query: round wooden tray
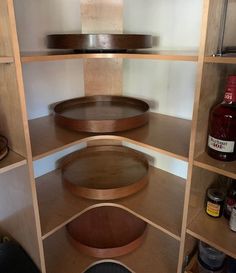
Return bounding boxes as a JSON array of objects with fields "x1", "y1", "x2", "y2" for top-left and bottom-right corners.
[
  {"x1": 47, "y1": 34, "x2": 152, "y2": 51},
  {"x1": 53, "y1": 95, "x2": 149, "y2": 133},
  {"x1": 67, "y1": 206, "x2": 147, "y2": 258},
  {"x1": 85, "y1": 262, "x2": 131, "y2": 273},
  {"x1": 61, "y1": 145, "x2": 149, "y2": 200},
  {"x1": 0, "y1": 135, "x2": 9, "y2": 161}
]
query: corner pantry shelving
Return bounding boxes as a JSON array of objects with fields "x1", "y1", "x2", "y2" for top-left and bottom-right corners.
[{"x1": 0, "y1": 1, "x2": 236, "y2": 273}]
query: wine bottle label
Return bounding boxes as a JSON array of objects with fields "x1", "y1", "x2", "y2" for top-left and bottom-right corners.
[
  {"x1": 206, "y1": 201, "x2": 220, "y2": 217},
  {"x1": 208, "y1": 136, "x2": 235, "y2": 153}
]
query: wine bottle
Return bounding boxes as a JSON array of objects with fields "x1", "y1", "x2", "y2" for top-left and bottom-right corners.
[{"x1": 207, "y1": 75, "x2": 236, "y2": 161}]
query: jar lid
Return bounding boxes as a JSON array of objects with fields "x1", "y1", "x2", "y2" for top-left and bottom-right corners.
[{"x1": 207, "y1": 188, "x2": 225, "y2": 202}]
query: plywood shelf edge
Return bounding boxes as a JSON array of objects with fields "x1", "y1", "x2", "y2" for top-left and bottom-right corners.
[
  {"x1": 0, "y1": 151, "x2": 26, "y2": 174},
  {"x1": 194, "y1": 152, "x2": 236, "y2": 179},
  {"x1": 204, "y1": 56, "x2": 236, "y2": 64},
  {"x1": 21, "y1": 51, "x2": 198, "y2": 63},
  {"x1": 0, "y1": 56, "x2": 14, "y2": 63}
]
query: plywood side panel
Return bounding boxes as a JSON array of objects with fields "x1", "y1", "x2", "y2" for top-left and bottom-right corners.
[
  {"x1": 223, "y1": 0, "x2": 236, "y2": 48},
  {"x1": 81, "y1": 0, "x2": 123, "y2": 96},
  {"x1": 204, "y1": 0, "x2": 225, "y2": 55},
  {"x1": 0, "y1": 64, "x2": 27, "y2": 156},
  {"x1": 0, "y1": 165, "x2": 41, "y2": 268},
  {"x1": 0, "y1": 0, "x2": 12, "y2": 56}
]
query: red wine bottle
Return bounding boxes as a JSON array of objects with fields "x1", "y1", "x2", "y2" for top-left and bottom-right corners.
[{"x1": 207, "y1": 75, "x2": 236, "y2": 161}]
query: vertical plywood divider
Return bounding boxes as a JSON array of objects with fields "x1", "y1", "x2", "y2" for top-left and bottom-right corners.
[
  {"x1": 0, "y1": 0, "x2": 12, "y2": 56},
  {"x1": 81, "y1": 0, "x2": 123, "y2": 96},
  {"x1": 224, "y1": 1, "x2": 236, "y2": 47}
]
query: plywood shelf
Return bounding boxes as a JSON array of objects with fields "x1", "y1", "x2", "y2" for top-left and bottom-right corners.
[
  {"x1": 44, "y1": 225, "x2": 179, "y2": 273},
  {"x1": 21, "y1": 51, "x2": 198, "y2": 63},
  {"x1": 36, "y1": 166, "x2": 185, "y2": 240},
  {"x1": 29, "y1": 113, "x2": 191, "y2": 161},
  {"x1": 0, "y1": 150, "x2": 26, "y2": 174},
  {"x1": 194, "y1": 152, "x2": 236, "y2": 179},
  {"x1": 204, "y1": 56, "x2": 236, "y2": 64},
  {"x1": 0, "y1": 56, "x2": 14, "y2": 63},
  {"x1": 187, "y1": 210, "x2": 236, "y2": 259}
]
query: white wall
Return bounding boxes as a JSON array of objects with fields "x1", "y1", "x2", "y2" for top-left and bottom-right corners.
[
  {"x1": 124, "y1": 0, "x2": 202, "y2": 50},
  {"x1": 123, "y1": 60, "x2": 197, "y2": 119},
  {"x1": 14, "y1": 0, "x2": 203, "y2": 179}
]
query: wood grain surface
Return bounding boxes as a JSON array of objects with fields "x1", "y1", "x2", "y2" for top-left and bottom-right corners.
[
  {"x1": 67, "y1": 206, "x2": 147, "y2": 258},
  {"x1": 61, "y1": 145, "x2": 149, "y2": 200}
]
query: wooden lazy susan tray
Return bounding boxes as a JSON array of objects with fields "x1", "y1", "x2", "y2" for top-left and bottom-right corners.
[
  {"x1": 61, "y1": 145, "x2": 149, "y2": 200},
  {"x1": 47, "y1": 34, "x2": 152, "y2": 52},
  {"x1": 0, "y1": 135, "x2": 9, "y2": 161},
  {"x1": 66, "y1": 206, "x2": 147, "y2": 258},
  {"x1": 84, "y1": 262, "x2": 131, "y2": 273},
  {"x1": 53, "y1": 95, "x2": 149, "y2": 133}
]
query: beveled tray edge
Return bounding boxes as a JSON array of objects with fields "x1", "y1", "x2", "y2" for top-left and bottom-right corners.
[
  {"x1": 53, "y1": 95, "x2": 150, "y2": 133},
  {"x1": 61, "y1": 145, "x2": 150, "y2": 200}
]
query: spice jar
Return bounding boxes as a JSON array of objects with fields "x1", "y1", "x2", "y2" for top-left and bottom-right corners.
[{"x1": 206, "y1": 188, "x2": 225, "y2": 218}]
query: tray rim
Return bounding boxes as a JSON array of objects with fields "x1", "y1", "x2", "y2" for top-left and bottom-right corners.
[
  {"x1": 53, "y1": 95, "x2": 150, "y2": 133},
  {"x1": 61, "y1": 145, "x2": 149, "y2": 200},
  {"x1": 66, "y1": 206, "x2": 148, "y2": 258},
  {"x1": 47, "y1": 33, "x2": 153, "y2": 50}
]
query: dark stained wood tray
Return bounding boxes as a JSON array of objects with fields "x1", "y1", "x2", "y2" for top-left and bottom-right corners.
[
  {"x1": 66, "y1": 206, "x2": 147, "y2": 258},
  {"x1": 47, "y1": 34, "x2": 152, "y2": 51},
  {"x1": 53, "y1": 95, "x2": 149, "y2": 133},
  {"x1": 0, "y1": 135, "x2": 9, "y2": 161},
  {"x1": 85, "y1": 262, "x2": 131, "y2": 273},
  {"x1": 61, "y1": 145, "x2": 149, "y2": 200}
]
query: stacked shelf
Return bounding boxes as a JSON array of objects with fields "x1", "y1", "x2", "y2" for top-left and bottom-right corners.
[
  {"x1": 187, "y1": 210, "x2": 236, "y2": 259},
  {"x1": 36, "y1": 166, "x2": 185, "y2": 240},
  {"x1": 194, "y1": 152, "x2": 236, "y2": 179},
  {"x1": 29, "y1": 113, "x2": 191, "y2": 161},
  {"x1": 0, "y1": 151, "x2": 26, "y2": 174},
  {"x1": 44, "y1": 225, "x2": 179, "y2": 273},
  {"x1": 204, "y1": 56, "x2": 236, "y2": 64}
]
